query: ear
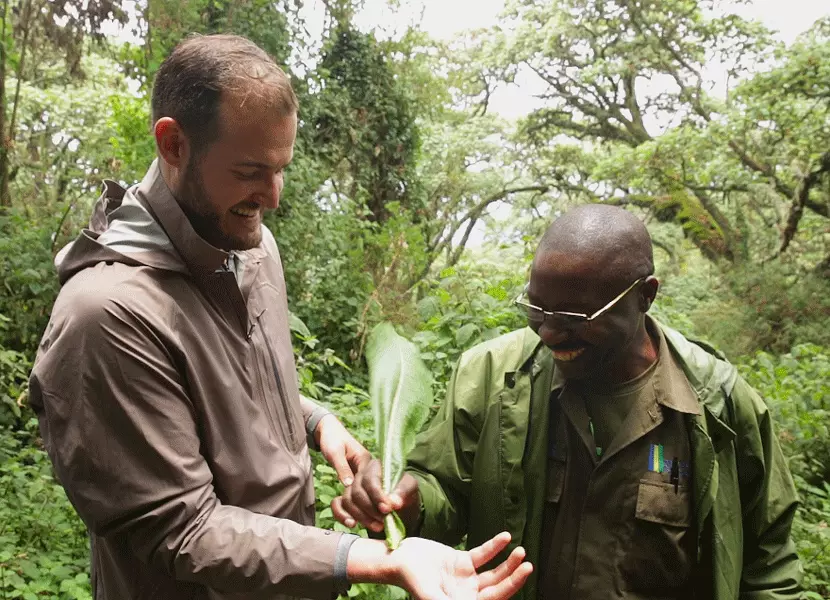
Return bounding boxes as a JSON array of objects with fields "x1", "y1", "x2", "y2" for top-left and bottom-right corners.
[
  {"x1": 641, "y1": 276, "x2": 660, "y2": 312},
  {"x1": 154, "y1": 117, "x2": 190, "y2": 170}
]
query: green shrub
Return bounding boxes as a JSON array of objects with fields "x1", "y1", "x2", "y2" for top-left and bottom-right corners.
[
  {"x1": 0, "y1": 212, "x2": 60, "y2": 355},
  {"x1": 740, "y1": 344, "x2": 830, "y2": 598},
  {"x1": 0, "y1": 420, "x2": 92, "y2": 600},
  {"x1": 411, "y1": 262, "x2": 526, "y2": 403}
]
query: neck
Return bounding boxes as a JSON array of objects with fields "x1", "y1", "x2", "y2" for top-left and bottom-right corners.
[{"x1": 604, "y1": 319, "x2": 658, "y2": 384}]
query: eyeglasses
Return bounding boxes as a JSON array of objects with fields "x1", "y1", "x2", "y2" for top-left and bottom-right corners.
[{"x1": 513, "y1": 277, "x2": 647, "y2": 328}]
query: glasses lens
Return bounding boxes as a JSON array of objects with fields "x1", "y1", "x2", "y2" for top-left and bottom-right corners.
[
  {"x1": 523, "y1": 305, "x2": 545, "y2": 324},
  {"x1": 550, "y1": 312, "x2": 590, "y2": 330}
]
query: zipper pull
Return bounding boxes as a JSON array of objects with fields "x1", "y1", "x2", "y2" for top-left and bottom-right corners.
[{"x1": 247, "y1": 321, "x2": 256, "y2": 340}]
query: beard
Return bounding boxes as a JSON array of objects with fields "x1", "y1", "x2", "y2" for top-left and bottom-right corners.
[{"x1": 177, "y1": 158, "x2": 263, "y2": 251}]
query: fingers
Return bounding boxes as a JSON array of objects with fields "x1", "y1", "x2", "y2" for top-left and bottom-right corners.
[
  {"x1": 390, "y1": 473, "x2": 420, "y2": 511},
  {"x1": 468, "y1": 531, "x2": 512, "y2": 570},
  {"x1": 330, "y1": 495, "x2": 360, "y2": 529},
  {"x1": 477, "y1": 545, "x2": 529, "y2": 588},
  {"x1": 330, "y1": 448, "x2": 358, "y2": 487},
  {"x1": 339, "y1": 459, "x2": 387, "y2": 532},
  {"x1": 478, "y1": 561, "x2": 533, "y2": 600},
  {"x1": 362, "y1": 459, "x2": 393, "y2": 514},
  {"x1": 345, "y1": 438, "x2": 372, "y2": 476}
]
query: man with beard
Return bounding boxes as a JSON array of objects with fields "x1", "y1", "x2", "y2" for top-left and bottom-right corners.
[
  {"x1": 333, "y1": 204, "x2": 803, "y2": 599},
  {"x1": 27, "y1": 34, "x2": 533, "y2": 600}
]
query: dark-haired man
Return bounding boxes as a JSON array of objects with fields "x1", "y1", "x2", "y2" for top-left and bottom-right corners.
[
  {"x1": 335, "y1": 204, "x2": 803, "y2": 599},
  {"x1": 28, "y1": 34, "x2": 531, "y2": 600}
]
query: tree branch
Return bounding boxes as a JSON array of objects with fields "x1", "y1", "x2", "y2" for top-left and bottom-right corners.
[
  {"x1": 410, "y1": 184, "x2": 551, "y2": 288},
  {"x1": 622, "y1": 70, "x2": 649, "y2": 141},
  {"x1": 780, "y1": 151, "x2": 830, "y2": 254}
]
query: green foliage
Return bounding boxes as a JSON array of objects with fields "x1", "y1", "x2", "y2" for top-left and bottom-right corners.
[
  {"x1": 0, "y1": 420, "x2": 92, "y2": 600},
  {"x1": 0, "y1": 340, "x2": 30, "y2": 431},
  {"x1": 412, "y1": 257, "x2": 527, "y2": 402},
  {"x1": 107, "y1": 93, "x2": 157, "y2": 186},
  {"x1": 740, "y1": 345, "x2": 830, "y2": 598},
  {"x1": 311, "y1": 25, "x2": 422, "y2": 223},
  {"x1": 0, "y1": 211, "x2": 60, "y2": 354}
]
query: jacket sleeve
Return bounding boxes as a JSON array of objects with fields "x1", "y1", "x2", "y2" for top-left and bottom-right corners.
[
  {"x1": 28, "y1": 289, "x2": 349, "y2": 599},
  {"x1": 405, "y1": 354, "x2": 485, "y2": 547},
  {"x1": 730, "y1": 376, "x2": 803, "y2": 600},
  {"x1": 300, "y1": 394, "x2": 333, "y2": 451}
]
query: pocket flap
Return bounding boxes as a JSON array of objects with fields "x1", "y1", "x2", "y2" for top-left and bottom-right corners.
[{"x1": 635, "y1": 480, "x2": 691, "y2": 527}]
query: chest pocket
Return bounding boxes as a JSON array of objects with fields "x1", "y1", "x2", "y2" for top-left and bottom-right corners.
[
  {"x1": 621, "y1": 478, "x2": 695, "y2": 595},
  {"x1": 635, "y1": 480, "x2": 691, "y2": 527},
  {"x1": 248, "y1": 281, "x2": 306, "y2": 455}
]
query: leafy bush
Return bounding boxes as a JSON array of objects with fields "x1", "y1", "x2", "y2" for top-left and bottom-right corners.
[
  {"x1": 0, "y1": 212, "x2": 60, "y2": 355},
  {"x1": 411, "y1": 262, "x2": 526, "y2": 403},
  {"x1": 740, "y1": 344, "x2": 830, "y2": 598},
  {"x1": 0, "y1": 338, "x2": 30, "y2": 431},
  {"x1": 0, "y1": 420, "x2": 92, "y2": 600}
]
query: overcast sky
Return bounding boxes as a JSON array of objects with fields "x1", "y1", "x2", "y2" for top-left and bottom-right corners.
[{"x1": 300, "y1": 0, "x2": 829, "y2": 120}]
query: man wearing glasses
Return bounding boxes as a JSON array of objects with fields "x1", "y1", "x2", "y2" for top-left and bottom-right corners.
[{"x1": 334, "y1": 204, "x2": 802, "y2": 599}]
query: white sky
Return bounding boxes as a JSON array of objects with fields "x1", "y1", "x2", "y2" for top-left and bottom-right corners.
[{"x1": 300, "y1": 0, "x2": 829, "y2": 121}]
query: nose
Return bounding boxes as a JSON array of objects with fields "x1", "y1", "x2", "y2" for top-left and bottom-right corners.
[
  {"x1": 537, "y1": 320, "x2": 570, "y2": 347},
  {"x1": 264, "y1": 172, "x2": 283, "y2": 209}
]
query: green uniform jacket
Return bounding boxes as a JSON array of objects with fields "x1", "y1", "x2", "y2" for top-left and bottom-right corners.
[{"x1": 406, "y1": 320, "x2": 802, "y2": 600}]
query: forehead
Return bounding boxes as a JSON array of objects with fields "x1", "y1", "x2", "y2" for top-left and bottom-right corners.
[
  {"x1": 528, "y1": 250, "x2": 623, "y2": 304},
  {"x1": 211, "y1": 94, "x2": 297, "y2": 158}
]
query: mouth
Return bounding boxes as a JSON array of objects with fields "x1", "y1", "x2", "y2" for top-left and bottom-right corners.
[
  {"x1": 552, "y1": 347, "x2": 587, "y2": 362},
  {"x1": 230, "y1": 206, "x2": 260, "y2": 218}
]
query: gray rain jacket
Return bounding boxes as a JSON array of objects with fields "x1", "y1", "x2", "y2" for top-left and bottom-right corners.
[{"x1": 29, "y1": 160, "x2": 354, "y2": 600}]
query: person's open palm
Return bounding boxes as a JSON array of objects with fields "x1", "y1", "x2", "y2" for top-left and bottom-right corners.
[{"x1": 391, "y1": 532, "x2": 532, "y2": 600}]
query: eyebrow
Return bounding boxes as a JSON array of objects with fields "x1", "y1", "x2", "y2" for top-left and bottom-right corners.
[{"x1": 233, "y1": 160, "x2": 292, "y2": 170}]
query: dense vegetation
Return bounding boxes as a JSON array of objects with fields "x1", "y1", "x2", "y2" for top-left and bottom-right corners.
[{"x1": 0, "y1": 0, "x2": 828, "y2": 598}]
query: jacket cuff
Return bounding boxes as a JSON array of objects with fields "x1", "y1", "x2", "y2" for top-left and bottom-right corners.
[
  {"x1": 333, "y1": 533, "x2": 359, "y2": 596},
  {"x1": 306, "y1": 404, "x2": 334, "y2": 451}
]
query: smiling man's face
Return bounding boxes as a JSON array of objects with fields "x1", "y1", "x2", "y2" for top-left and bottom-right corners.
[
  {"x1": 176, "y1": 94, "x2": 297, "y2": 251},
  {"x1": 527, "y1": 251, "x2": 649, "y2": 383}
]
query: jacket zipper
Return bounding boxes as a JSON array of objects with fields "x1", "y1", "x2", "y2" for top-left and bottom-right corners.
[
  {"x1": 229, "y1": 253, "x2": 297, "y2": 448},
  {"x1": 257, "y1": 310, "x2": 298, "y2": 445}
]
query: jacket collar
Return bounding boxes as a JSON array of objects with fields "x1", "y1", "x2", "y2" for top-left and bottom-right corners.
[{"x1": 134, "y1": 159, "x2": 232, "y2": 277}]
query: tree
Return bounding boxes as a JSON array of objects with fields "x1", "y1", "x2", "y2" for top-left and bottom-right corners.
[
  {"x1": 487, "y1": 0, "x2": 829, "y2": 267},
  {"x1": 0, "y1": 0, "x2": 128, "y2": 207}
]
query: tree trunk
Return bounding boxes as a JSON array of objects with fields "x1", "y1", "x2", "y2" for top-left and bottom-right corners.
[
  {"x1": 0, "y1": 0, "x2": 9, "y2": 207},
  {"x1": 9, "y1": 0, "x2": 33, "y2": 141}
]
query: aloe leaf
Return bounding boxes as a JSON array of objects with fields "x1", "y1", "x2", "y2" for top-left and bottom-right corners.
[{"x1": 365, "y1": 322, "x2": 433, "y2": 549}]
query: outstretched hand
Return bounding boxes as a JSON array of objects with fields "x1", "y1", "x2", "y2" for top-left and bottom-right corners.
[{"x1": 392, "y1": 532, "x2": 532, "y2": 600}]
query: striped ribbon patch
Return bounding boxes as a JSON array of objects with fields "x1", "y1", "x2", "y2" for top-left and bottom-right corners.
[{"x1": 649, "y1": 444, "x2": 664, "y2": 473}]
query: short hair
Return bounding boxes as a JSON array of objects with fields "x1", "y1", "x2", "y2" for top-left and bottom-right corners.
[{"x1": 151, "y1": 34, "x2": 298, "y2": 153}]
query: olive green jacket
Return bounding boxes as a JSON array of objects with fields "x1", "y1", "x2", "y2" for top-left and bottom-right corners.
[{"x1": 406, "y1": 320, "x2": 802, "y2": 600}]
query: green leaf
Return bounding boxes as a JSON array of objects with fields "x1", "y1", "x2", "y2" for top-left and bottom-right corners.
[
  {"x1": 455, "y1": 323, "x2": 479, "y2": 347},
  {"x1": 288, "y1": 312, "x2": 312, "y2": 338},
  {"x1": 366, "y1": 322, "x2": 433, "y2": 549}
]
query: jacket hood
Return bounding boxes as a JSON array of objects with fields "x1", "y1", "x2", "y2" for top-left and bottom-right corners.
[{"x1": 55, "y1": 160, "x2": 240, "y2": 286}]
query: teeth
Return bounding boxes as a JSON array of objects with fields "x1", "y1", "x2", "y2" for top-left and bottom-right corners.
[
  {"x1": 231, "y1": 207, "x2": 258, "y2": 217},
  {"x1": 553, "y1": 348, "x2": 586, "y2": 362}
]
